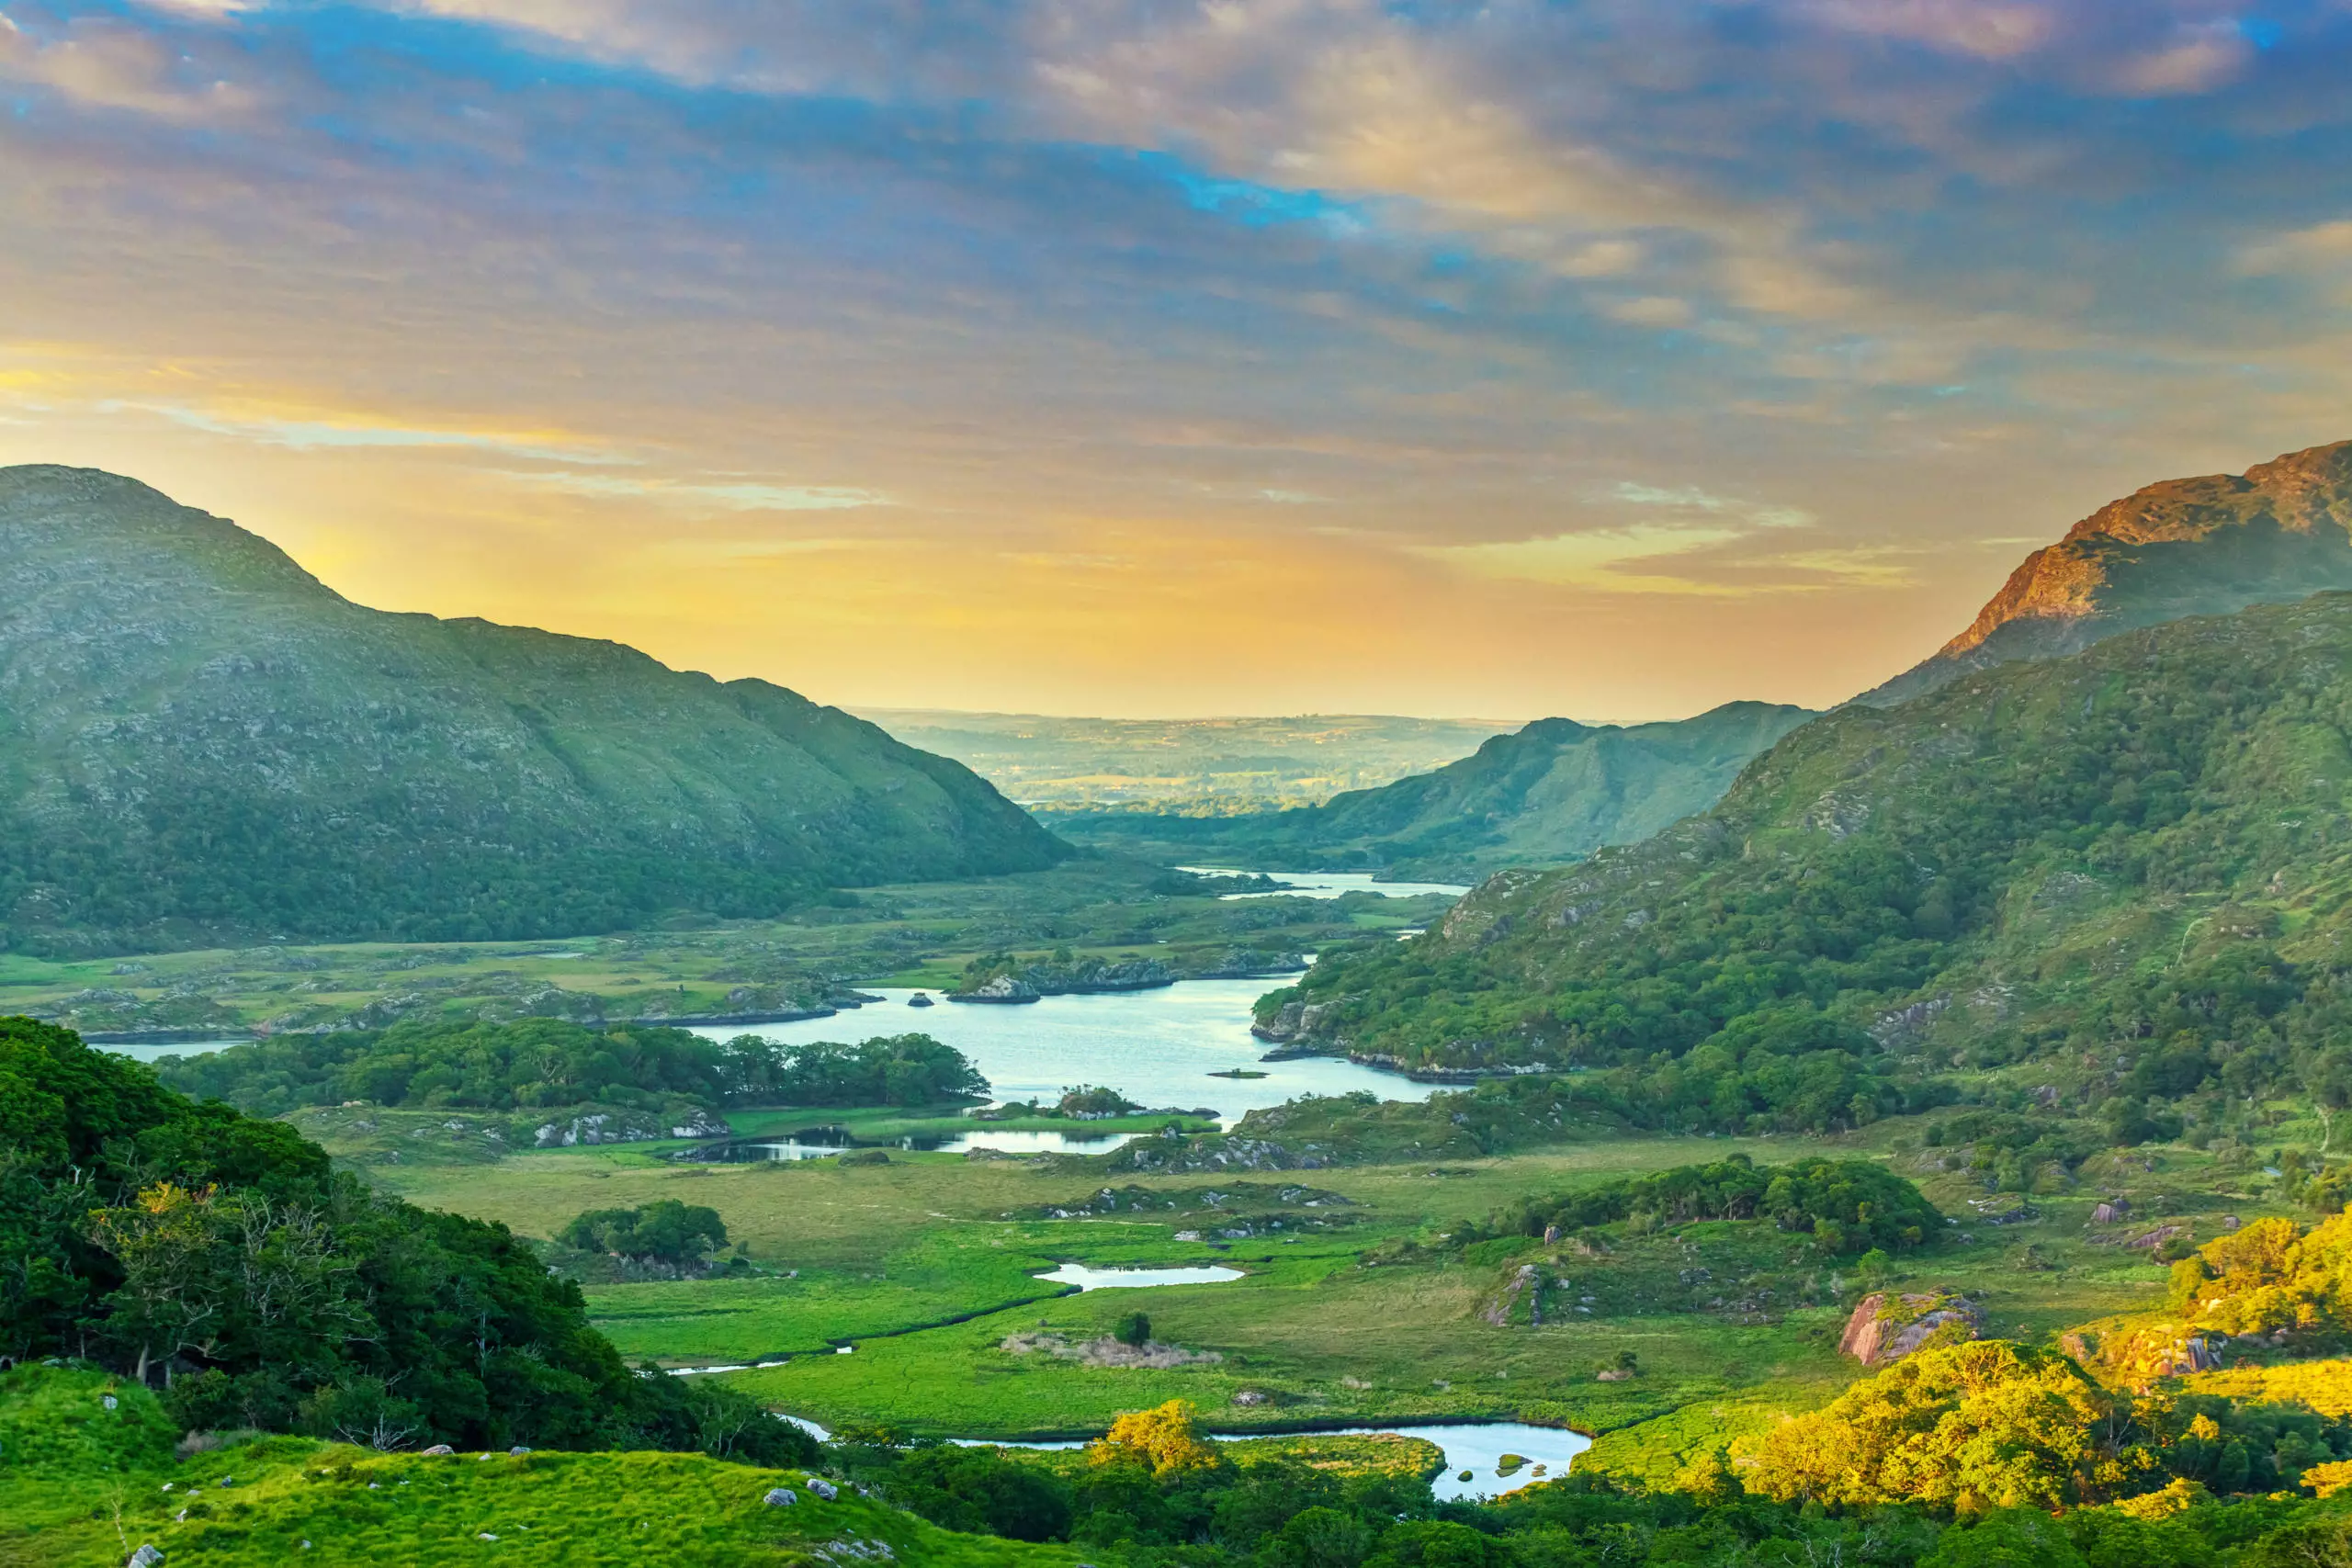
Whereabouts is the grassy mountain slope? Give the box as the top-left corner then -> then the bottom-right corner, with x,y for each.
1861,438 -> 2352,705
1255,593 -> 2352,1130
0,1366 -> 1072,1568
0,466 -> 1064,953
1062,703 -> 1815,881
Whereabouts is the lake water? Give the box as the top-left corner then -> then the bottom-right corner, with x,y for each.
1179,868 -> 1473,901
96,980 -> 1438,1122
945,1420 -> 1587,1501
709,1127 -> 1140,1161
101,1038 -> 251,1062
691,980 -> 1438,1121
1035,1262 -> 1244,1290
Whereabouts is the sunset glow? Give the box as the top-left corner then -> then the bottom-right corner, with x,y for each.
6,1 -> 2350,716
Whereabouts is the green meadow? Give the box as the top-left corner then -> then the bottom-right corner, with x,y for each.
367,1113 -> 2310,1445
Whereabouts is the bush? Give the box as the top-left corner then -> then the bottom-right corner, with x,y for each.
1113,1311 -> 1150,1348
558,1201 -> 729,1267
1487,1155 -> 1944,1255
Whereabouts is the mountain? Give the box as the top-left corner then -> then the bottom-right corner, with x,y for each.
1860,438 -> 2352,705
1254,592 -> 2352,1134
0,466 -> 1065,953
1060,703 -> 1815,881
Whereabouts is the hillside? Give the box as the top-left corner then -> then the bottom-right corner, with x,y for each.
1861,438 -> 2352,705
1254,592 -> 2352,1134
0,466 -> 1064,953
1063,702 -> 1815,881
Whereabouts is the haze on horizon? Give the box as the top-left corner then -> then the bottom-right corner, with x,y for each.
5,0 -> 2351,721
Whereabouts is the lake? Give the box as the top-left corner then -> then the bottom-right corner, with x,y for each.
1179,867 -> 1473,901
690,980 -> 1438,1121
96,972 -> 1443,1122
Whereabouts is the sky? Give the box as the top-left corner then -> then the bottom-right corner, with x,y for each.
4,2 -> 2351,719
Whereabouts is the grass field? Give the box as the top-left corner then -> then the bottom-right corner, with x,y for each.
367,1116 -> 2310,1445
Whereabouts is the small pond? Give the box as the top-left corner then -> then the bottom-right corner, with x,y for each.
1035,1263 -> 1245,1291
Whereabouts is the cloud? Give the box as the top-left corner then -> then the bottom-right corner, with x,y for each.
1797,0 -> 2056,59
2108,23 -> 2256,96
0,13 -> 257,118
1414,523 -> 1752,595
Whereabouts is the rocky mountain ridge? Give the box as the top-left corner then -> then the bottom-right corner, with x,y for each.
1860,438 -> 2352,705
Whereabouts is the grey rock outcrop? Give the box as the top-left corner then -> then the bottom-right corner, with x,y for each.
1838,1292 -> 1984,1366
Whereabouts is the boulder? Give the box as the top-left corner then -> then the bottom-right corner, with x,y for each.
1232,1391 -> 1269,1406
128,1548 -> 164,1568
508,1446 -> 531,1456
421,1444 -> 455,1456
2090,1201 -> 2130,1224
2126,1224 -> 2188,1251
807,1477 -> 839,1500
1838,1292 -> 1985,1366
950,975 -> 1041,1004
763,1487 -> 797,1506
1596,1369 -> 1634,1382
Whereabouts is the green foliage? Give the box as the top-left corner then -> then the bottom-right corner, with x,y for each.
1921,1509 -> 2088,1568
156,1019 -> 737,1117
1481,1155 -> 1944,1256
559,1201 -> 729,1268
1254,594 -> 2352,1124
723,1032 -> 991,1108
1112,1311 -> 1150,1348
153,1021 -> 989,1119
0,1016 -> 802,1457
883,1444 -> 1076,1542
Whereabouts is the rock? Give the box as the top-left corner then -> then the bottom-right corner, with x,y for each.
1838,1292 -> 1985,1366
949,975 -> 1041,1004
2126,1224 -> 2188,1251
2090,1201 -> 2130,1224
1231,1391 -> 1269,1406
2222,1214 -> 2241,1231
907,993 -> 933,1008
128,1549 -> 164,1568
508,1446 -> 531,1456
422,1444 -> 455,1455
102,1394 -> 118,1410
1596,1368 -> 1634,1382
807,1477 -> 838,1500
763,1487 -> 797,1506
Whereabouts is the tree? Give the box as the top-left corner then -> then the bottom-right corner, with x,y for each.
1921,1510 -> 2088,1568
1271,1506 -> 1374,1568
1746,1341 -> 2128,1512
1113,1311 -> 1150,1348
1090,1400 -> 1223,1478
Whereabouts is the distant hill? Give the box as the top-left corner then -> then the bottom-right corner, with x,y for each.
859,709 -> 1511,815
1252,592 -> 2352,1138
0,466 -> 1065,953
1062,702 -> 1816,881
1859,438 -> 2352,705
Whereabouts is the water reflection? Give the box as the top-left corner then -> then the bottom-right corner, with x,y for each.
698,1126 -> 1138,1162
1035,1262 -> 1245,1290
